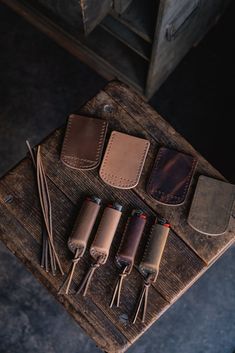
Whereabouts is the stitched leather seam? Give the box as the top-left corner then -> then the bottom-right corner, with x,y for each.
61,116 -> 107,169
115,216 -> 132,271
100,132 -> 149,187
147,148 -> 197,204
139,224 -> 158,277
90,248 -> 107,263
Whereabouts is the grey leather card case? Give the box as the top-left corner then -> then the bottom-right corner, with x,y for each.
188,175 -> 235,236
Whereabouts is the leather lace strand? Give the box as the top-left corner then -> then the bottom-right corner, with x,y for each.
58,248 -> 82,295
132,274 -> 153,324
26,141 -> 64,275
76,260 -> 101,297
110,265 -> 128,308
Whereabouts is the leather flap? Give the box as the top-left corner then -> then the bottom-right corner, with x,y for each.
61,114 -> 108,170
99,131 -> 150,189
188,175 -> 235,236
146,147 -> 197,205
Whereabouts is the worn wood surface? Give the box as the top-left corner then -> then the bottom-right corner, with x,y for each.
0,82 -> 234,352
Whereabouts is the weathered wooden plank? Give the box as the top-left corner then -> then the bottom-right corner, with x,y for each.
41,128 -> 205,301
0,158 -> 170,346
92,82 -> 235,264
0,202 -> 128,353
0,140 -> 205,339
0,81 -> 232,352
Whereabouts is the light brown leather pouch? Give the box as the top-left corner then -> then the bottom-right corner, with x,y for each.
188,175 -> 235,236
61,114 -> 108,170
99,131 -> 150,189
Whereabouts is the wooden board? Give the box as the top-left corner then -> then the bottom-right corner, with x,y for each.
0,82 -> 234,352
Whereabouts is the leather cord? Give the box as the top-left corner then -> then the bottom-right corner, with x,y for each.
58,248 -> 82,295
26,141 -> 64,276
36,146 -> 64,275
76,258 -> 102,297
109,265 -> 128,308
132,273 -> 155,324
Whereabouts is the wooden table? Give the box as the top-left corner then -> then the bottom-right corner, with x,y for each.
0,82 -> 234,352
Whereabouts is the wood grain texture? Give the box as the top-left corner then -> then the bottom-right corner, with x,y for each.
0,82 -> 233,352
102,81 -> 235,264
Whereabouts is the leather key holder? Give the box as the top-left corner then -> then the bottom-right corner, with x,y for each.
99,131 -> 150,189
58,196 -> 101,294
61,114 -> 108,170
77,203 -> 122,296
188,175 -> 235,236
110,209 -> 147,308
146,147 -> 197,205
133,218 -> 170,324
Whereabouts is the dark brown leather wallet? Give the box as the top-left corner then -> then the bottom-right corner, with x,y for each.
61,114 -> 108,170
146,147 -> 197,205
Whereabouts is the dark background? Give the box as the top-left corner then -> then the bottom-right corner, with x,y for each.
0,2 -> 235,353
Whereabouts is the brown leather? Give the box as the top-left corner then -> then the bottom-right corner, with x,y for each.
90,205 -> 122,264
139,223 -> 169,279
35,145 -> 64,275
68,198 -> 101,255
116,211 -> 146,273
61,114 -> 108,170
99,131 -> 150,189
188,175 -> 235,236
147,147 -> 197,205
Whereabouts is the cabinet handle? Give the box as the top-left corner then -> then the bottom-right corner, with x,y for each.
166,0 -> 200,41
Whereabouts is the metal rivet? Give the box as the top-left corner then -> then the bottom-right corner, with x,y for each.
103,104 -> 114,113
4,195 -> 13,204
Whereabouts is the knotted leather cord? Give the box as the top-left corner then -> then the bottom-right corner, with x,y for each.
58,248 -> 82,295
76,257 -> 102,297
109,265 -> 129,308
36,147 -> 64,275
132,273 -> 155,324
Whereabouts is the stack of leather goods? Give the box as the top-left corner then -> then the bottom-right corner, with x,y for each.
28,113 -> 235,324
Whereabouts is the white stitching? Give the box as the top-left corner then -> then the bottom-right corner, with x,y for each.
100,132 -> 149,188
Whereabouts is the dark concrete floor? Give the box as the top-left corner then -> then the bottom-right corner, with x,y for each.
0,3 -> 235,353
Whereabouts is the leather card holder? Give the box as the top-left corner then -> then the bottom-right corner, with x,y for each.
60,114 -> 108,170
99,131 -> 150,189
146,147 -> 197,205
188,175 -> 235,236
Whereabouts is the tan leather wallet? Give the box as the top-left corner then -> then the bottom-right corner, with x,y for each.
61,114 -> 108,170
99,131 -> 150,189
